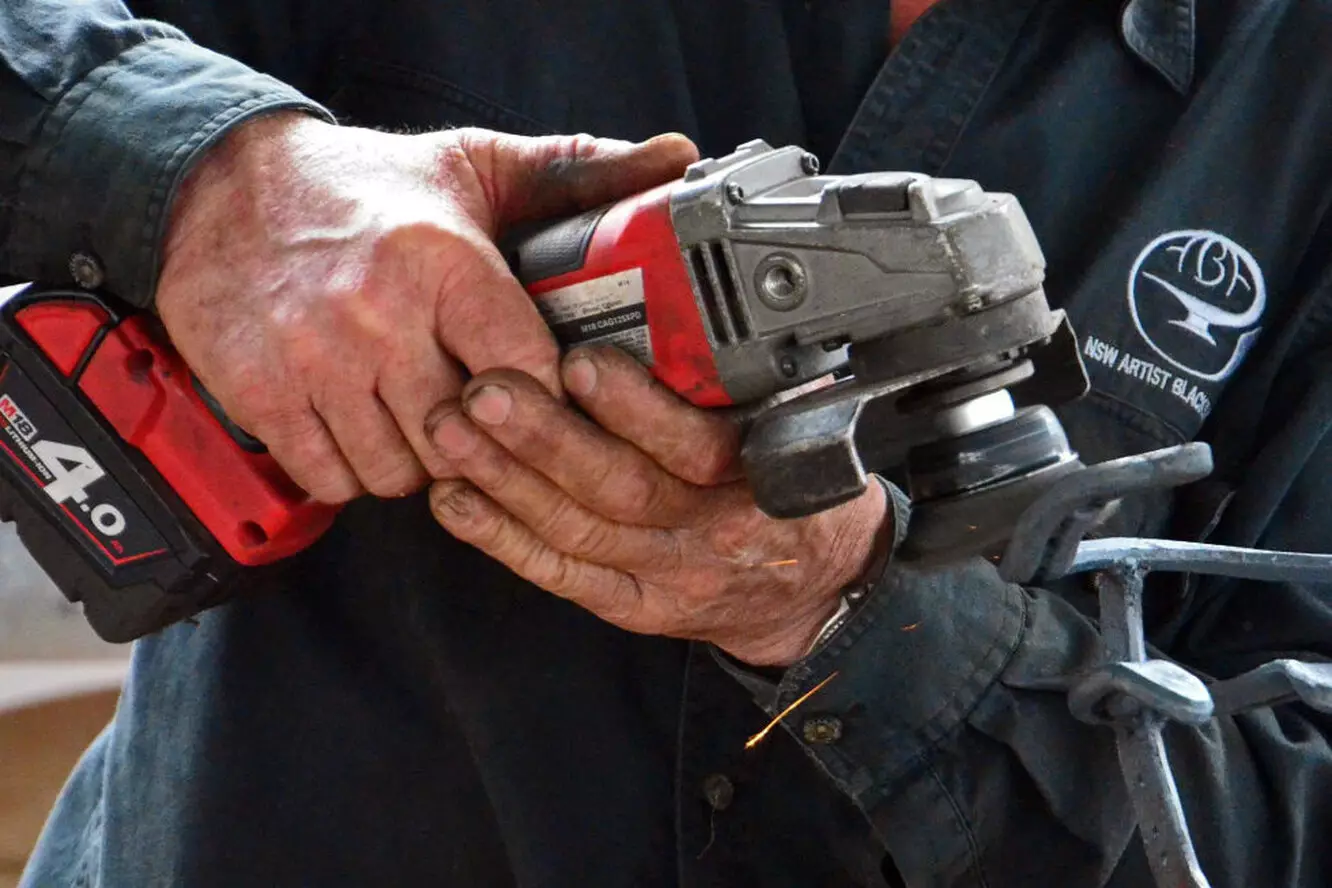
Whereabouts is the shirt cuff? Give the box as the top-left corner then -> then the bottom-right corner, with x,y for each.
718,552 -> 1027,805
11,37 -> 335,308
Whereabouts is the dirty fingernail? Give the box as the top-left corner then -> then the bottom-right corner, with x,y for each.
467,385 -> 513,426
564,356 -> 598,397
431,481 -> 475,521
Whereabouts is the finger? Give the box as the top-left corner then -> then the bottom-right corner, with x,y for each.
429,479 -> 651,632
455,129 -> 700,229
251,404 -> 365,504
315,388 -> 429,498
562,346 -> 742,486
376,338 -> 468,479
425,401 -> 676,569
454,371 -> 707,527
432,231 -> 565,398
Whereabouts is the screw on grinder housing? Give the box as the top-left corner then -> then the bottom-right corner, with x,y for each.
509,139 -> 1091,557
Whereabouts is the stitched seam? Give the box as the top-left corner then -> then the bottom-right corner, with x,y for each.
789,576 -> 1030,799
10,37 -> 138,239
1173,0 -> 1196,85
778,587 -> 889,788
16,39 -> 327,304
928,761 -> 992,888
863,575 -> 1031,801
831,5 -> 963,173
933,0 -> 1043,175
1081,389 -> 1190,445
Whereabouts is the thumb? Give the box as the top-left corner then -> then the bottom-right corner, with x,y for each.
454,129 -> 701,232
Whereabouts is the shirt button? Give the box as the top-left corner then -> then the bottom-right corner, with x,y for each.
701,773 -> 734,811
69,252 -> 105,290
802,715 -> 844,745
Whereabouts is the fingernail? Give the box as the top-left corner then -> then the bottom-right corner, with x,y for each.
564,355 -> 598,397
641,131 -> 689,147
430,411 -> 478,457
467,385 -> 512,426
431,482 -> 475,521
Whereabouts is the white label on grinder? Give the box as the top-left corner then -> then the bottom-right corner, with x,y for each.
536,267 -> 653,366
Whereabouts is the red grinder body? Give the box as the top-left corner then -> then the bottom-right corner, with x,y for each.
512,183 -> 733,407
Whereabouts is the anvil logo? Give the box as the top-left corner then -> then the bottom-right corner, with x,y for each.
1127,230 -> 1266,382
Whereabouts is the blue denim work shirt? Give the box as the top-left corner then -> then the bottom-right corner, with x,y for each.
4,0 -> 1332,885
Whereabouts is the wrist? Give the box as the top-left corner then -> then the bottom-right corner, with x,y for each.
764,480 -> 897,667
158,110 -> 330,320
164,110 -> 326,257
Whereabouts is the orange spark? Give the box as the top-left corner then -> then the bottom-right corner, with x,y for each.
744,671 -> 840,750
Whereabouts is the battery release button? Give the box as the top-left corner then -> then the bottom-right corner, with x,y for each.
14,302 -> 111,378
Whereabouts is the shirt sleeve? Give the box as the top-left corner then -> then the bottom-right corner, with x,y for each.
0,0 -> 334,308
719,377 -> 1332,884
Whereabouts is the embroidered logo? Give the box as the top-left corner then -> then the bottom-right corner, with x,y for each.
1127,230 -> 1266,382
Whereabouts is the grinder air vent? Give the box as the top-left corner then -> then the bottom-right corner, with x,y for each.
687,242 -> 749,345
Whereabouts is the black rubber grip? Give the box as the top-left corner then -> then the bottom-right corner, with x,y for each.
503,205 -> 609,285
192,376 -> 267,454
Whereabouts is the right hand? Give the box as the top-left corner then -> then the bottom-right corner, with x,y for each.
155,113 -> 698,503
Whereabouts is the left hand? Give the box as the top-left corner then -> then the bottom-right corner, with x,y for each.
425,345 -> 891,667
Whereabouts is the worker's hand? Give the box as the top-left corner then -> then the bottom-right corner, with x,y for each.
155,112 -> 698,503
425,346 -> 891,667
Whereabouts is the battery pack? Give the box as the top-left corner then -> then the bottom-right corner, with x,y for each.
0,284 -> 337,642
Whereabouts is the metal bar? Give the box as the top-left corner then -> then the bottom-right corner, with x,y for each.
1095,566 -> 1209,888
1097,566 -> 1146,663
1117,717 -> 1211,888
998,443 -> 1213,584
1070,539 -> 1332,584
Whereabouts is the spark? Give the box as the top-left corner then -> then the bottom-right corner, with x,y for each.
901,622 -> 921,632
744,671 -> 839,750
756,558 -> 800,568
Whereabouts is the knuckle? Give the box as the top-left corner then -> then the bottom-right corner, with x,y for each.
278,327 -> 332,383
558,511 -> 618,560
521,332 -> 562,373
322,284 -> 394,347
280,451 -> 360,505
436,134 -> 476,173
600,576 -> 644,627
543,550 -> 578,591
469,441 -> 519,489
246,400 -> 316,446
430,242 -> 508,319
356,451 -> 426,497
682,436 -> 737,486
372,219 -> 456,263
653,531 -> 689,576
593,462 -> 659,521
445,127 -> 489,163
305,472 -> 362,506
439,130 -> 499,208
706,513 -> 761,564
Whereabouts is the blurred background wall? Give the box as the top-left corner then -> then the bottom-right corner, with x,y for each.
0,523 -> 130,886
